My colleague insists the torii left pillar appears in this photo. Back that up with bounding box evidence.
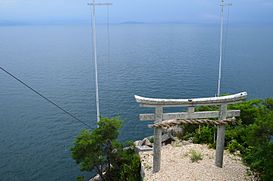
[153,106,163,173]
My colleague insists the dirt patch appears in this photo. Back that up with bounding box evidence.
[139,142,254,181]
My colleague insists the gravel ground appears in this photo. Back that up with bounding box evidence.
[139,142,255,181]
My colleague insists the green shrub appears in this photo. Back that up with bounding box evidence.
[244,143,273,181]
[225,125,248,153]
[229,99,263,125]
[227,139,244,153]
[181,105,218,140]
[119,152,141,181]
[182,125,198,138]
[181,98,273,180]
[106,144,141,181]
[242,110,273,181]
[193,126,215,144]
[71,117,141,181]
[264,98,273,110]
[246,111,273,145]
[208,142,216,149]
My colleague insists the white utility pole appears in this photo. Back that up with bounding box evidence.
[88,0,112,124]
[217,0,232,97]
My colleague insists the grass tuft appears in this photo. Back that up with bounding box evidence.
[189,149,203,163]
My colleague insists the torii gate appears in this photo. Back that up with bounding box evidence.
[135,92,247,173]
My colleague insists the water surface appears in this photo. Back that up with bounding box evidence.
[0,24,273,180]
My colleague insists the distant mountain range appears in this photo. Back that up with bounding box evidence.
[120,21,145,24]
[0,19,271,26]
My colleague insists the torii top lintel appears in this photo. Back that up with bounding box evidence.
[135,92,247,107]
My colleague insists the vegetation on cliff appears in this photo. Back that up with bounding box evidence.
[183,98,273,181]
[71,117,141,181]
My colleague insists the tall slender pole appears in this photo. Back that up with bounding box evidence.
[215,0,231,143]
[217,0,232,97]
[91,0,100,123]
[217,0,224,97]
[89,1,112,124]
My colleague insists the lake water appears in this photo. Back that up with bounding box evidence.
[0,24,273,180]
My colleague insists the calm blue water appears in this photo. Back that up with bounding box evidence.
[0,24,273,180]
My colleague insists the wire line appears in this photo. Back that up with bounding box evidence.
[0,66,92,129]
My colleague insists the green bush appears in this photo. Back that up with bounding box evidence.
[244,143,273,181]
[106,141,141,181]
[182,105,218,143]
[264,98,273,110]
[227,139,244,153]
[71,117,141,181]
[225,125,248,153]
[193,126,215,144]
[246,111,273,145]
[181,98,273,180]
[229,99,263,125]
[242,111,273,181]
[119,152,141,181]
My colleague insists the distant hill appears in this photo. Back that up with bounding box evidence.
[120,21,145,24]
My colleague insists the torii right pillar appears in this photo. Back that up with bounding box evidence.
[215,104,227,167]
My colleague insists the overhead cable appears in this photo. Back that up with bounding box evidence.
[0,66,92,129]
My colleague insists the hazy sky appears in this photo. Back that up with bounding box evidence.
[1,0,273,24]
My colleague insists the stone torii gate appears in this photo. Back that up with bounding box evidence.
[135,92,247,173]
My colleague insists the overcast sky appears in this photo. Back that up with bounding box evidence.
[1,0,273,24]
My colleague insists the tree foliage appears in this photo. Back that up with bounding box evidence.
[182,98,273,181]
[71,117,141,181]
